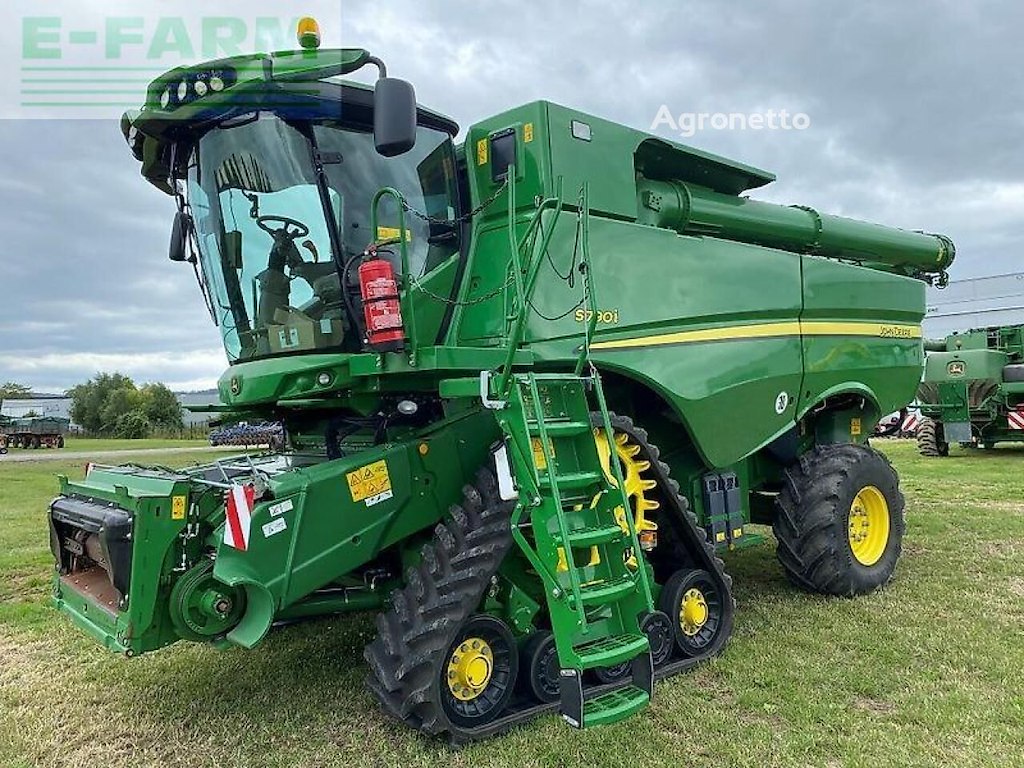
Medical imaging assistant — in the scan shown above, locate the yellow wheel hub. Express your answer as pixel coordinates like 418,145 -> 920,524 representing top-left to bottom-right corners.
680,588 -> 709,636
848,485 -> 890,566
446,637 -> 494,701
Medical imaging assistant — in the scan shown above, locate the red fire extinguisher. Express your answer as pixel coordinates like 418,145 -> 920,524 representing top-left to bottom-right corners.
358,251 -> 405,352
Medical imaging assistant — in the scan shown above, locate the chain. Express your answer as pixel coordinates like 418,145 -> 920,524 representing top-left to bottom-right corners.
400,177 -> 510,226
409,269 -> 518,306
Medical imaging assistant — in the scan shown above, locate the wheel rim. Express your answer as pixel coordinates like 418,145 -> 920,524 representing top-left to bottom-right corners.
446,637 -> 494,701
847,485 -> 890,566
526,633 -> 560,703
665,571 -> 723,655
440,615 -> 517,726
679,588 -> 709,637
642,611 -> 674,667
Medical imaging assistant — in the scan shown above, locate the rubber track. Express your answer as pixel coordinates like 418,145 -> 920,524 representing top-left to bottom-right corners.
364,414 -> 735,744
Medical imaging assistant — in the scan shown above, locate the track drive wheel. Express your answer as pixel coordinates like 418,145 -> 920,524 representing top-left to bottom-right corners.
521,630 -> 560,704
917,417 -> 949,457
774,443 -> 905,596
364,469 -> 517,741
659,569 -> 727,657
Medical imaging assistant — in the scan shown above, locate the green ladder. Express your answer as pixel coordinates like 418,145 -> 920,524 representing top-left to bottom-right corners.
491,369 -> 657,727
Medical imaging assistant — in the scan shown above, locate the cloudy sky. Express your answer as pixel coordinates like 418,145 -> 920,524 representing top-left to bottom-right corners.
1,0 -> 1021,392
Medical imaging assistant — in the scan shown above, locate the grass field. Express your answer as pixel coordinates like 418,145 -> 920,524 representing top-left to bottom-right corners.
1,437 -> 210,455
1,441 -> 1021,767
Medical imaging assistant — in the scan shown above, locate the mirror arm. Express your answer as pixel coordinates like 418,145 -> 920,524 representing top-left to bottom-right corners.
366,55 -> 387,79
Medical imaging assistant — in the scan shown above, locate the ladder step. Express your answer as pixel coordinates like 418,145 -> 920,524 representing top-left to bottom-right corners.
578,575 -> 636,606
574,632 -> 648,669
527,420 -> 592,436
566,523 -> 623,547
583,685 -> 650,727
540,470 -> 603,491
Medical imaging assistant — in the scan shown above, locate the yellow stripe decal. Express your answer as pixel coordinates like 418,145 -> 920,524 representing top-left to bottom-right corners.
590,321 -> 921,351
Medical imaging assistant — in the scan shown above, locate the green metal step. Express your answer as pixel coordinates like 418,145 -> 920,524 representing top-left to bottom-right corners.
527,420 -> 592,436
583,685 -> 650,727
574,632 -> 648,669
539,470 -> 603,490
578,575 -> 636,606
565,523 -> 623,547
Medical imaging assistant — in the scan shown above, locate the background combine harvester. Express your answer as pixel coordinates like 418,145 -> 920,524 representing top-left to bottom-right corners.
48,19 -> 954,741
915,325 -> 1024,454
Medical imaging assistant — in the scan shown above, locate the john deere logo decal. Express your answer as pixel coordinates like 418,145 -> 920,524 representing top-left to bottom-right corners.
947,361 -> 966,377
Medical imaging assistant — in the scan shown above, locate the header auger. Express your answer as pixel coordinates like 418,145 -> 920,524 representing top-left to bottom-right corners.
50,19 -> 953,741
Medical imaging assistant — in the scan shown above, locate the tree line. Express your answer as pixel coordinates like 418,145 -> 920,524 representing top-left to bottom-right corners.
2,375 -> 184,439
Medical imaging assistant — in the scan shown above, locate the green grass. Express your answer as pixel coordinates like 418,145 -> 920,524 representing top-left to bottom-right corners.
63,437 -> 210,452
2,437 -> 210,454
1,441 -> 1022,767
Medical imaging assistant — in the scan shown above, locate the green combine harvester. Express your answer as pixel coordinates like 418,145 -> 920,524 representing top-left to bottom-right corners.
915,325 -> 1024,454
48,20 -> 955,740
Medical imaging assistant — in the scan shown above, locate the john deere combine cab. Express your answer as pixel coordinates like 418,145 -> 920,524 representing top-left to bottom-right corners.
49,20 -> 955,741
915,325 -> 1024,454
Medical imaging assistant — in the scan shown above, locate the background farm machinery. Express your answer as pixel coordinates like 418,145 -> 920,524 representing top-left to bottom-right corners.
0,416 -> 69,452
915,324 -> 1024,455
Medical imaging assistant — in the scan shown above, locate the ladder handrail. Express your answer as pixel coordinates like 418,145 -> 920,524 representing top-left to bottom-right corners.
590,366 -> 656,608
495,175 -> 566,397
525,374 -> 587,621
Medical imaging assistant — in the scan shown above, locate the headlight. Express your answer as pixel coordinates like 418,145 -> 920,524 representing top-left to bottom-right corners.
160,88 -> 171,109
177,80 -> 188,102
209,75 -> 226,92
194,79 -> 209,97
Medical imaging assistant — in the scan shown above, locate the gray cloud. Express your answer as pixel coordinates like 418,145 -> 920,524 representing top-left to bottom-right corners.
1,0 -> 1021,391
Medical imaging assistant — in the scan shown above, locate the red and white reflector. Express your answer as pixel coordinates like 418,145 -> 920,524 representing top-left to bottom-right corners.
224,484 -> 255,551
1008,408 -> 1024,431
901,411 -> 920,435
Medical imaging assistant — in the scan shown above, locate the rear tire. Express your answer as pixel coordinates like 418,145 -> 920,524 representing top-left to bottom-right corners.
917,418 -> 949,457
774,443 -> 904,596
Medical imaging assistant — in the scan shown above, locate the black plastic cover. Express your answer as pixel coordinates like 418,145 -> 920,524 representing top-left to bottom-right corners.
50,497 -> 134,596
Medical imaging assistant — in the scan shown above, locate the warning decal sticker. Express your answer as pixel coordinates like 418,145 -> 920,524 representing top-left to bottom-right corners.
347,460 -> 393,505
171,495 -> 187,520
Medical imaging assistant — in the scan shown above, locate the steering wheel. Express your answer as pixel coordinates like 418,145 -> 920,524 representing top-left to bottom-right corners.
256,215 -> 310,239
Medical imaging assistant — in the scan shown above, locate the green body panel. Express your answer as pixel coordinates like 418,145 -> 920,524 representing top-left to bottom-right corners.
53,468 -> 200,654
918,325 -> 1024,445
214,408 -> 497,647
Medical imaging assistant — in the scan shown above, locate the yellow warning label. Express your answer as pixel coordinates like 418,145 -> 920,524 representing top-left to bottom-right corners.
850,417 -> 862,436
476,137 -> 488,165
524,122 -> 534,143
732,528 -> 743,539
171,495 -> 187,520
347,460 -> 392,503
376,226 -> 412,243
715,531 -> 727,543
531,437 -> 553,470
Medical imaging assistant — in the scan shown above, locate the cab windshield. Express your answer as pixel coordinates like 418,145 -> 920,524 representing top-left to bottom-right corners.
186,113 -> 459,361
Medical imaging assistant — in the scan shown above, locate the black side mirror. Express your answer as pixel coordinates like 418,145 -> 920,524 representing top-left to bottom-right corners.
374,78 -> 417,157
169,211 -> 193,262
